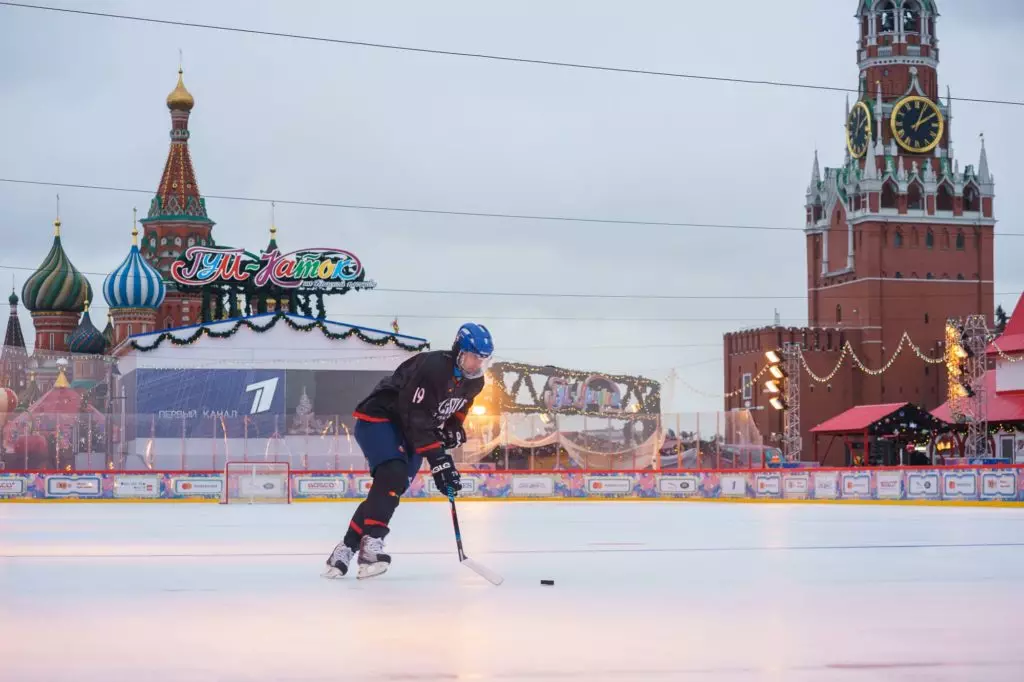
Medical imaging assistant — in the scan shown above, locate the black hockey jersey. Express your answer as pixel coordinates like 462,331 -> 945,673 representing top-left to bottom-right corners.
353,350 -> 484,455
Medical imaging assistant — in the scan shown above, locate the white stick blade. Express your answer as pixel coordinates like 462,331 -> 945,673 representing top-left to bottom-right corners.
461,557 -> 504,585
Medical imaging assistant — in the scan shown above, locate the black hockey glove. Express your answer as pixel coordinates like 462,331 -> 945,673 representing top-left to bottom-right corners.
427,450 -> 462,497
439,420 -> 467,450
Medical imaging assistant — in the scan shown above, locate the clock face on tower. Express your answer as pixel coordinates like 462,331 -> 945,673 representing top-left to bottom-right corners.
845,101 -> 872,159
890,96 -> 944,154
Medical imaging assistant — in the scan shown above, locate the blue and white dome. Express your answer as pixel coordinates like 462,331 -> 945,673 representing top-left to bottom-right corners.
103,228 -> 166,309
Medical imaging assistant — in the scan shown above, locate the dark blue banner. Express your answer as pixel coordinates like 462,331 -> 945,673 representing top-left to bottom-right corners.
131,369 -> 286,438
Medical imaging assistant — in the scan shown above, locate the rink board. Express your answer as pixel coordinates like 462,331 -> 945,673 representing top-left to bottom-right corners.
1,467 -> 1022,503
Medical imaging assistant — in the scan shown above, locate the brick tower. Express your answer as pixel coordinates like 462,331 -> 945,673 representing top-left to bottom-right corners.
724,1 -> 995,464
139,68 -> 215,330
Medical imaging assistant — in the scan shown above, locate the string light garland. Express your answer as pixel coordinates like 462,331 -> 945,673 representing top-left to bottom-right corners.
487,361 -> 661,419
799,331 -> 945,384
128,313 -> 430,353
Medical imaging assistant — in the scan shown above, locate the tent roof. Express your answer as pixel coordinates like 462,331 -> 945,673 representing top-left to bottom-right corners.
988,293 -> 1024,356
811,403 -> 911,434
932,372 -> 1024,424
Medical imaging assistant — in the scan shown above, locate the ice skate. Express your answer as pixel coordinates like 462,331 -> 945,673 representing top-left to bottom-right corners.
321,542 -> 356,579
357,535 -> 392,579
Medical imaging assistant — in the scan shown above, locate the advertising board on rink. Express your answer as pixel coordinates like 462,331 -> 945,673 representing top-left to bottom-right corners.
782,472 -> 810,499
0,467 -> 1020,503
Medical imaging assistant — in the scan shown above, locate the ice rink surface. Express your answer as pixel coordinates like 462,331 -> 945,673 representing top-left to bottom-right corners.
2,500 -> 1024,682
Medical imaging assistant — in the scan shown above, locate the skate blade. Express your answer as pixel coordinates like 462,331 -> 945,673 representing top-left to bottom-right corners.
321,565 -> 347,579
356,562 -> 390,580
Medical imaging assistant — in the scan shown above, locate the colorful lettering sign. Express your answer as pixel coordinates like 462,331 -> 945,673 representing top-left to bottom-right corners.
170,247 -> 377,293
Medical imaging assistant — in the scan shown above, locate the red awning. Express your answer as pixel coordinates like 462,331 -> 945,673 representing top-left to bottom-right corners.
810,402 -> 910,434
810,402 -> 912,434
988,293 -> 1024,356
932,373 -> 1024,423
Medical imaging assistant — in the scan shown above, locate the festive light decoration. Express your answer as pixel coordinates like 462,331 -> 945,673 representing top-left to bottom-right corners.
800,330 -> 946,383
487,361 -> 660,419
128,313 -> 430,353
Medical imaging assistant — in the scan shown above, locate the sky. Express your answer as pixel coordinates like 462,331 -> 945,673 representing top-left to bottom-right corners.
1,0 -> 1023,413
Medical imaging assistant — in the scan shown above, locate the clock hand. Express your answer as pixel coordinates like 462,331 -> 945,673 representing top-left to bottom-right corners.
913,112 -> 936,131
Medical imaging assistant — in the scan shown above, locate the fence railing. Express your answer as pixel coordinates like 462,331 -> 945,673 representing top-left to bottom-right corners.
0,410 -> 783,473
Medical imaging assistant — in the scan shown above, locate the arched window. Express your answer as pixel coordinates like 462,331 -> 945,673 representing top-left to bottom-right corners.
902,1 -> 921,33
956,231 -> 965,250
164,317 -> 174,329
881,179 -> 898,209
836,304 -> 842,324
964,184 -> 980,212
925,230 -> 934,249
894,231 -> 904,248
943,230 -> 951,249
907,181 -> 924,210
880,1 -> 897,32
924,313 -> 930,324
936,182 -> 954,211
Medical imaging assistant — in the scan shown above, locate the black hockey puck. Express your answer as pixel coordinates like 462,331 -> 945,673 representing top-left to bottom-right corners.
541,579 -> 554,586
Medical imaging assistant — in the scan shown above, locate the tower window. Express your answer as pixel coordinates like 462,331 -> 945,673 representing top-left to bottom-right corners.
964,185 -> 980,212
924,313 -> 929,324
957,274 -> 964,280
908,182 -> 923,210
926,272 -> 934,279
902,2 -> 921,33
894,231 -> 903,248
836,304 -> 842,324
895,272 -> 903,278
880,1 -> 897,32
881,179 -> 898,209
956,232 -> 965,250
926,230 -> 934,249
937,182 -> 954,211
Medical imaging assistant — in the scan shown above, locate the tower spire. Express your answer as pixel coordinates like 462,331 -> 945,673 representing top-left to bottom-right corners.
978,132 -> 992,185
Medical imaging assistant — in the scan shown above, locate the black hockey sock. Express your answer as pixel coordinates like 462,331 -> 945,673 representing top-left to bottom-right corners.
346,459 -> 408,544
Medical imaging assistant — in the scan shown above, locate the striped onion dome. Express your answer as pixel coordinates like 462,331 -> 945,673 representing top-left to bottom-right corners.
21,219 -> 93,313
68,303 -> 107,354
103,221 -> 166,309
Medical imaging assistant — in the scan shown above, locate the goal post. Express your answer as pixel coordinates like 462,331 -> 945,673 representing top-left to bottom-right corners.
222,461 -> 292,504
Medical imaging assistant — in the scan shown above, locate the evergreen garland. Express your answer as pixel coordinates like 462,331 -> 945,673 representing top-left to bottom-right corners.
128,312 -> 430,353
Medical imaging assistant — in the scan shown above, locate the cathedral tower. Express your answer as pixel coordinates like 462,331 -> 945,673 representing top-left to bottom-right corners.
139,68 -> 215,330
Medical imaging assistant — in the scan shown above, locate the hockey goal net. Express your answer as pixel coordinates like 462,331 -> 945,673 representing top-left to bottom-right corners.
222,461 -> 292,504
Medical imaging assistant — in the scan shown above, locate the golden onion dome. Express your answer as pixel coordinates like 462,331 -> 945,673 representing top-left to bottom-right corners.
166,68 -> 194,111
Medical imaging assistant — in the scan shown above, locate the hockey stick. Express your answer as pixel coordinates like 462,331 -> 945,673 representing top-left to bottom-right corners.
447,486 -> 504,586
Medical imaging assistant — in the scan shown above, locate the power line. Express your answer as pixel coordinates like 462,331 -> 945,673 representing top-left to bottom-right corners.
0,261 -> 1016,305
0,177 -> 1015,238
1,2 -> 1021,108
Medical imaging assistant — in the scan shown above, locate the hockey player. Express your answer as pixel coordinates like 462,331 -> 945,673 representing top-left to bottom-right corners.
322,322 -> 494,579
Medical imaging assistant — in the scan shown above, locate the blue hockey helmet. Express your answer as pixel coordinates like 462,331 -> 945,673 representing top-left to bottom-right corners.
453,323 -> 494,379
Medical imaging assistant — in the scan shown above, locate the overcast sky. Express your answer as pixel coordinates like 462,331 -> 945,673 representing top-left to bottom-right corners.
1,0 -> 1023,412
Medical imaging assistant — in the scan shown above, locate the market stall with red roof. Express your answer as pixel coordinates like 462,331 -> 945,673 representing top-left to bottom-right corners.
810,402 -> 946,466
